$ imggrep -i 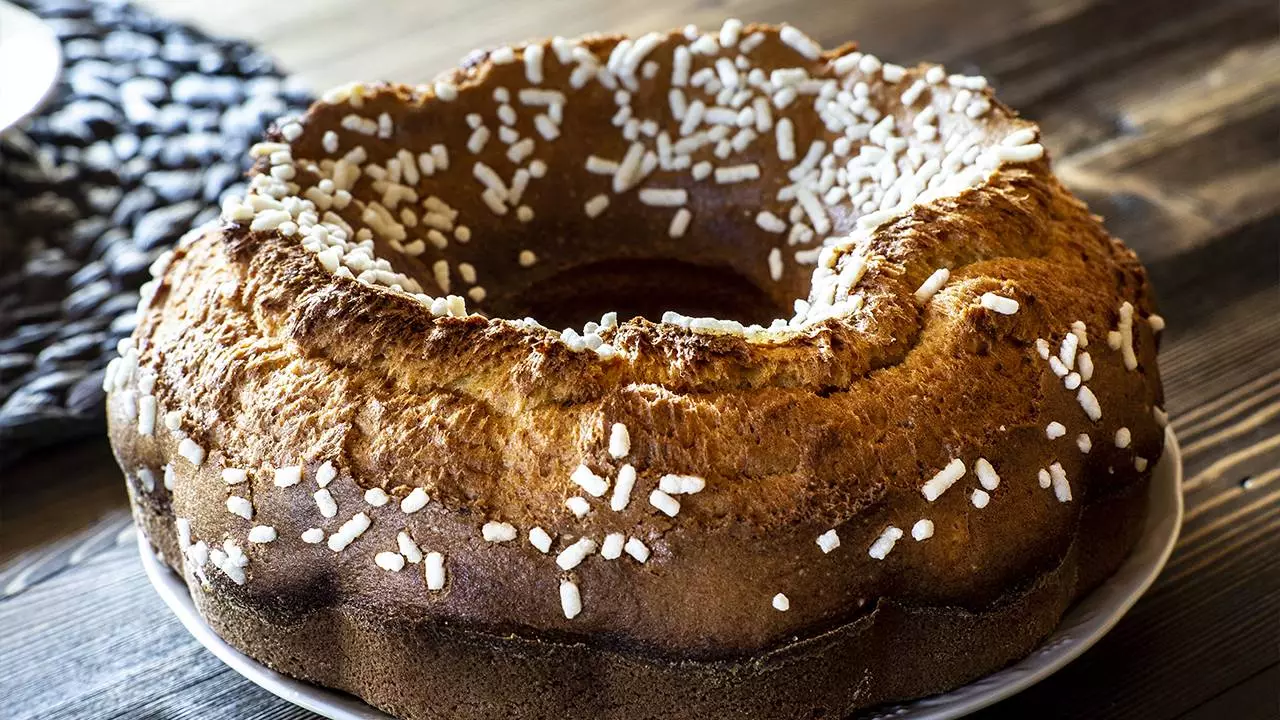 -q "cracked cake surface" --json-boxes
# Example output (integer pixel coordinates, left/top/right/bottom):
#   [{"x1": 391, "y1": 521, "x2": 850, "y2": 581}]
[{"x1": 107, "y1": 20, "x2": 1165, "y2": 719}]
